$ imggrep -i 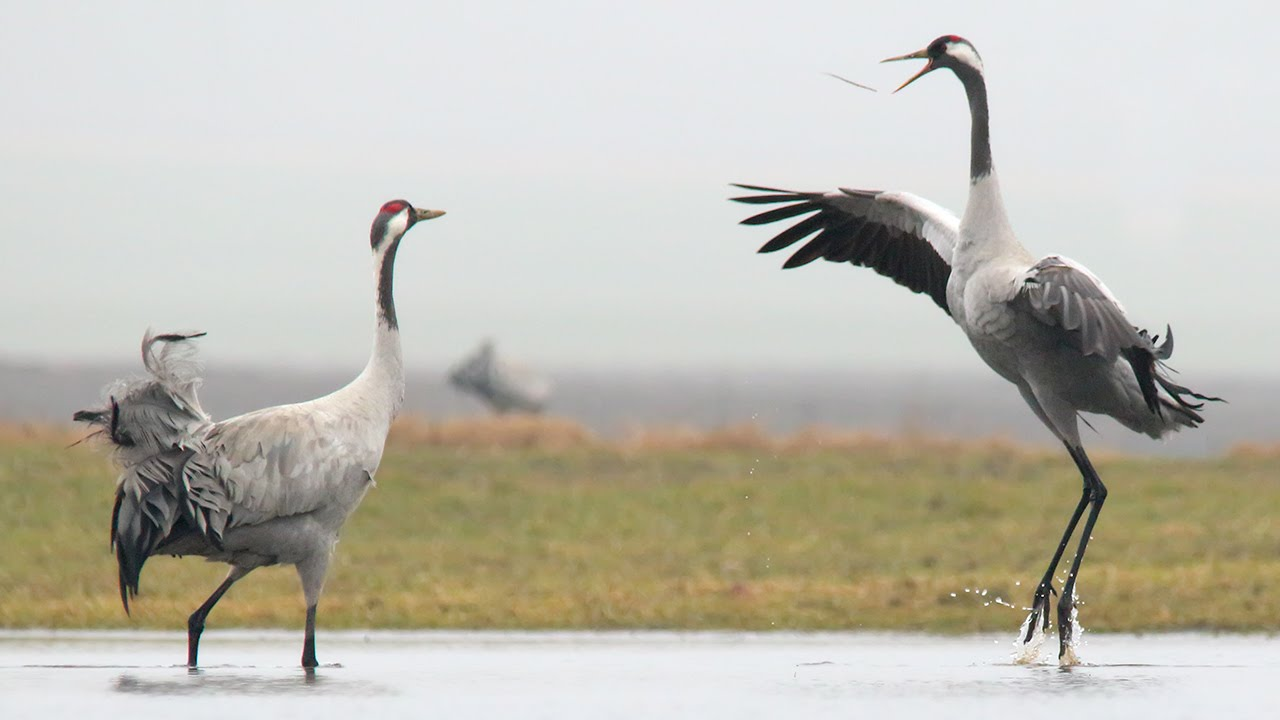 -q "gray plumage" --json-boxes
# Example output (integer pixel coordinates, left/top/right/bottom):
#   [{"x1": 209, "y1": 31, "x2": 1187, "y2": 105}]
[
  {"x1": 448, "y1": 339, "x2": 550, "y2": 414},
  {"x1": 76, "y1": 200, "x2": 446, "y2": 669},
  {"x1": 734, "y1": 36, "x2": 1220, "y2": 662}
]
